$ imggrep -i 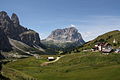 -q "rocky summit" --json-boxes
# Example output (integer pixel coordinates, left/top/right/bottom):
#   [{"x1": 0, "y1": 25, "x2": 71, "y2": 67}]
[
  {"x1": 0, "y1": 11, "x2": 42, "y2": 51},
  {"x1": 46, "y1": 27, "x2": 85, "y2": 44},
  {"x1": 42, "y1": 27, "x2": 85, "y2": 53}
]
